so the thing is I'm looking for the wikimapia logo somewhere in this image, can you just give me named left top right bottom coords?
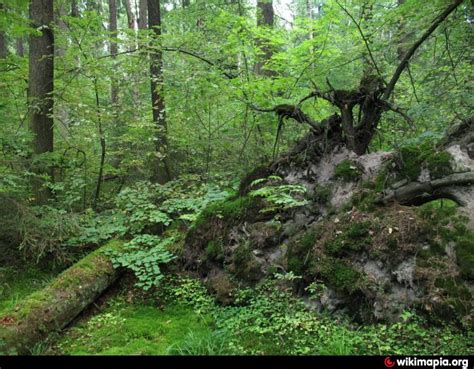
left=384, top=357, right=470, bottom=369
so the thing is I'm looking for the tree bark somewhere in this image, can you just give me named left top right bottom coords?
left=0, top=3, right=7, bottom=59
left=255, top=0, right=275, bottom=77
left=0, top=241, right=122, bottom=355
left=15, top=37, right=24, bottom=57
left=122, top=0, right=137, bottom=30
left=71, top=0, right=80, bottom=17
left=138, top=0, right=148, bottom=30
left=28, top=0, right=55, bottom=204
left=109, top=0, right=119, bottom=106
left=148, top=0, right=171, bottom=183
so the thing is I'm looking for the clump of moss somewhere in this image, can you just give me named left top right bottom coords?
left=455, top=236, right=474, bottom=280
left=349, top=189, right=378, bottom=212
left=319, top=258, right=361, bottom=294
left=334, top=160, right=363, bottom=182
left=397, top=142, right=453, bottom=181
left=231, top=244, right=262, bottom=281
left=312, top=185, right=332, bottom=204
left=287, top=230, right=319, bottom=275
left=324, top=221, right=372, bottom=256
left=433, top=277, right=472, bottom=321
left=205, top=241, right=224, bottom=262
left=417, top=200, right=473, bottom=280
left=193, top=196, right=257, bottom=230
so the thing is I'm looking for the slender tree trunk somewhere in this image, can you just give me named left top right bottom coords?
left=0, top=4, right=7, bottom=59
left=0, top=32, right=6, bottom=59
left=122, top=0, right=137, bottom=29
left=255, top=0, right=275, bottom=76
left=55, top=1, right=68, bottom=57
left=148, top=0, right=171, bottom=183
left=109, top=0, right=118, bottom=106
left=28, top=0, right=54, bottom=204
left=15, top=37, right=24, bottom=57
left=138, top=0, right=147, bottom=29
left=71, top=0, right=80, bottom=17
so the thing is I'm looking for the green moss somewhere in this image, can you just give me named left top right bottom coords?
left=287, top=230, right=318, bottom=274
left=312, top=185, right=332, bottom=204
left=433, top=277, right=472, bottom=320
left=324, top=221, right=372, bottom=256
left=455, top=236, right=474, bottom=280
left=334, top=160, right=363, bottom=182
left=427, top=151, right=453, bottom=179
left=193, top=196, right=257, bottom=230
left=205, top=241, right=223, bottom=262
left=319, top=258, right=361, bottom=294
left=349, top=187, right=379, bottom=212
left=231, top=244, right=262, bottom=281
left=398, top=142, right=453, bottom=181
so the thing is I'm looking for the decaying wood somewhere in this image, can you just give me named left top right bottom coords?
left=0, top=241, right=121, bottom=355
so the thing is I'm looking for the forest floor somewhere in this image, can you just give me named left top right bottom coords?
left=3, top=263, right=472, bottom=356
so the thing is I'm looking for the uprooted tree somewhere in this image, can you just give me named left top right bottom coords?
left=183, top=0, right=473, bottom=325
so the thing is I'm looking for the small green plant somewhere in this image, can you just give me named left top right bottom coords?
left=110, top=235, right=175, bottom=290
left=334, top=160, right=363, bottom=182
left=249, top=176, right=308, bottom=213
left=166, top=330, right=232, bottom=355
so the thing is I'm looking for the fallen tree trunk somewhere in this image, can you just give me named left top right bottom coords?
left=0, top=240, right=122, bottom=355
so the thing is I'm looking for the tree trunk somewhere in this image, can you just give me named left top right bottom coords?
left=0, top=4, right=7, bottom=59
left=148, top=0, right=171, bottom=183
left=15, top=37, right=24, bottom=57
left=122, top=0, right=137, bottom=29
left=28, top=0, right=54, bottom=204
left=71, top=0, right=80, bottom=17
left=255, top=0, right=275, bottom=77
left=138, top=0, right=147, bottom=29
left=0, top=241, right=122, bottom=355
left=108, top=0, right=119, bottom=107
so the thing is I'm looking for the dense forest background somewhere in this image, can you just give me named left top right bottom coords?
left=0, top=0, right=473, bottom=356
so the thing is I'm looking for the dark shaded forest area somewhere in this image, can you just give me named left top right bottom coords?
left=0, top=0, right=473, bottom=359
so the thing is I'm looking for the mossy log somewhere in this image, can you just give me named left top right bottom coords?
left=0, top=240, right=122, bottom=355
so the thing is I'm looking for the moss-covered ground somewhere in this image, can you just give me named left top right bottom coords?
left=48, top=300, right=214, bottom=355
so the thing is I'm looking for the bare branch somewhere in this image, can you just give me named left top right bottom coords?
left=334, top=0, right=385, bottom=83
left=382, top=0, right=464, bottom=101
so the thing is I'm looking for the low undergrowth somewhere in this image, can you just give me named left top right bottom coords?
left=44, top=275, right=472, bottom=356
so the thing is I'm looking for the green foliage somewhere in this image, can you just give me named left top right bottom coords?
left=43, top=274, right=472, bottom=356
left=166, top=330, right=232, bottom=355
left=334, top=160, right=363, bottom=182
left=249, top=176, right=308, bottom=213
left=110, top=235, right=175, bottom=291
left=115, top=182, right=172, bottom=234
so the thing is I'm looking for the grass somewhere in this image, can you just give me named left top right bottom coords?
left=49, top=296, right=215, bottom=355
left=0, top=265, right=59, bottom=315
